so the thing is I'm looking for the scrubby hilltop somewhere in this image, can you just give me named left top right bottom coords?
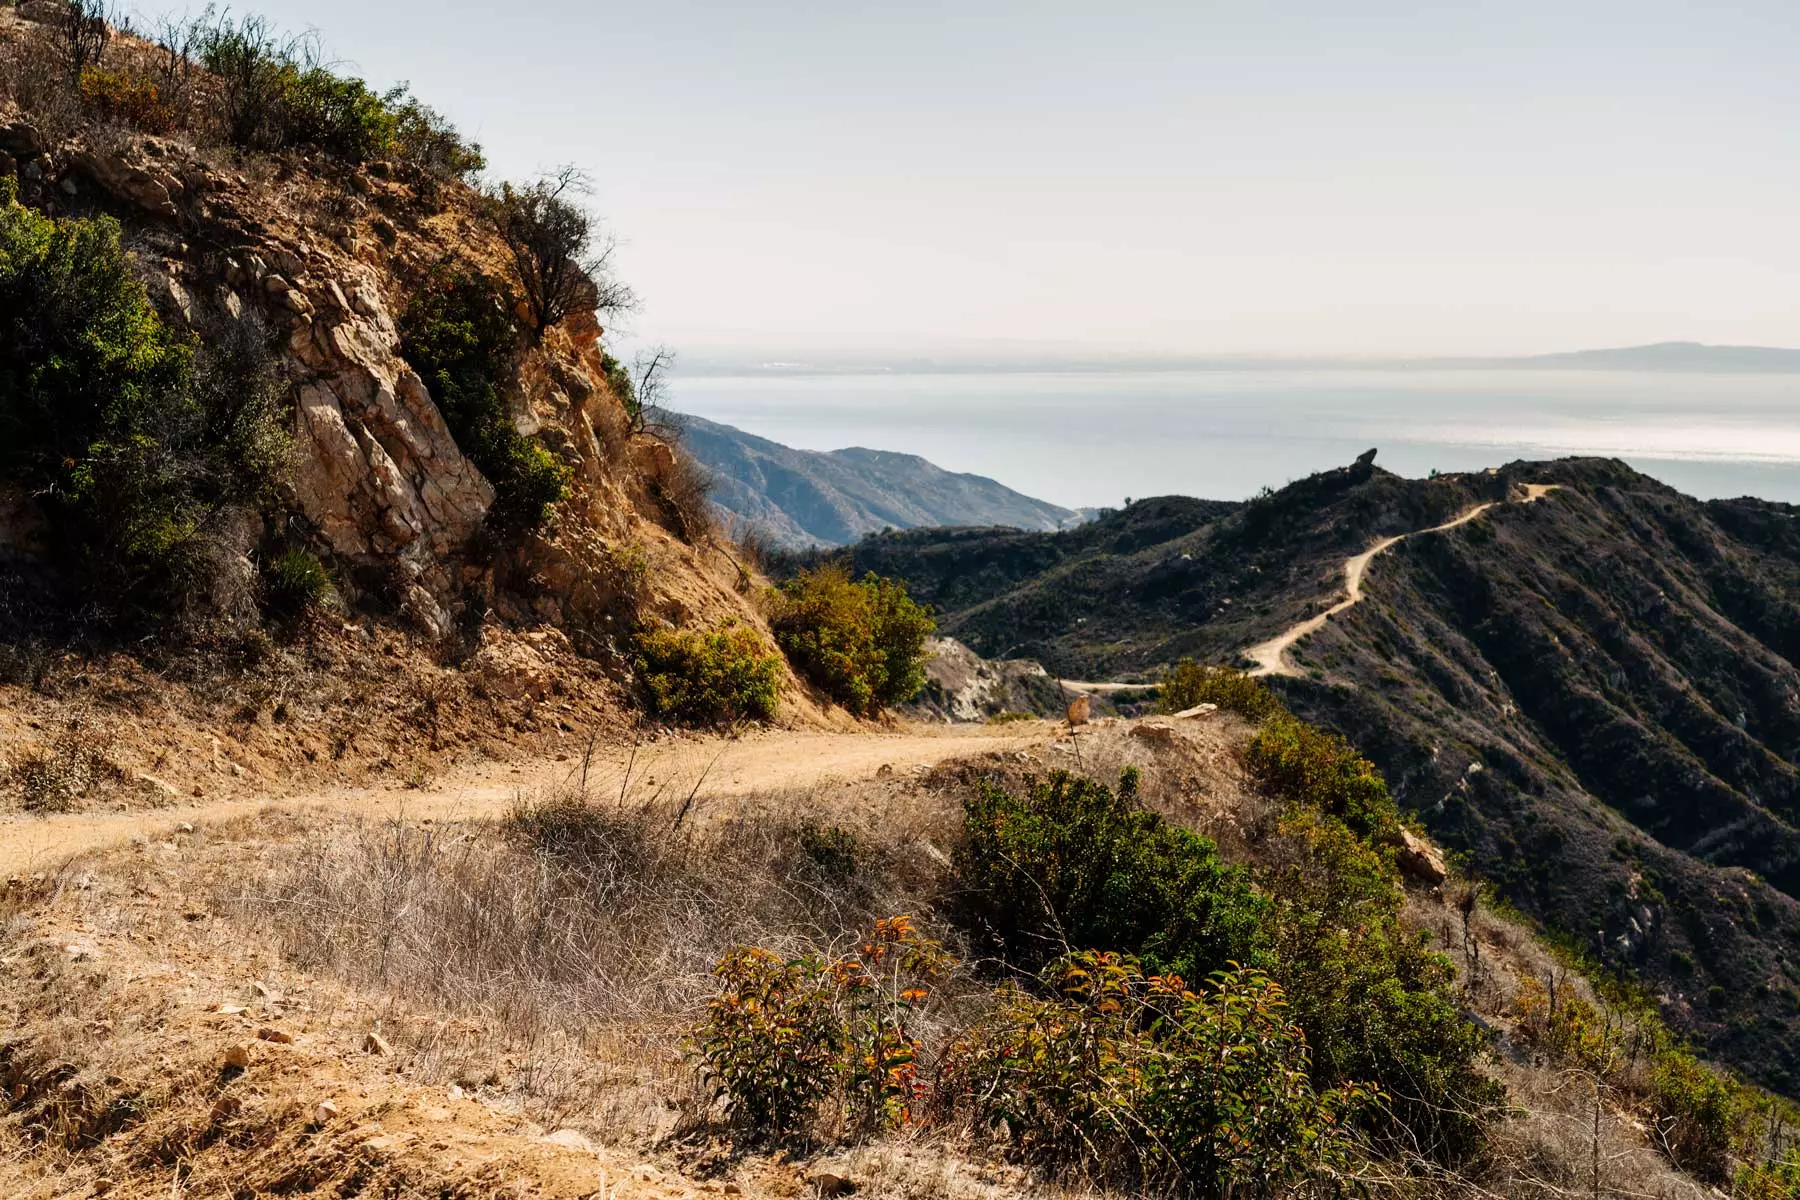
left=840, top=455, right=1800, bottom=1096
left=0, top=2, right=858, bottom=804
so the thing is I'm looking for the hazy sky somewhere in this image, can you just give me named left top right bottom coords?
left=220, top=1, right=1798, bottom=357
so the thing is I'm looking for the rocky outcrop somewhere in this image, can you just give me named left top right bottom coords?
left=903, top=637, right=1067, bottom=722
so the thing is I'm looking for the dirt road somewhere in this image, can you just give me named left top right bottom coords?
left=1242, top=483, right=1560, bottom=678
left=0, top=724, right=1041, bottom=877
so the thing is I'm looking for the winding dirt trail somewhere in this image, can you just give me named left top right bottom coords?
left=1243, top=483, right=1560, bottom=678
left=0, top=724, right=1042, bottom=877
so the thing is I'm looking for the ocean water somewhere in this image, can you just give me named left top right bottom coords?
left=667, top=368, right=1800, bottom=510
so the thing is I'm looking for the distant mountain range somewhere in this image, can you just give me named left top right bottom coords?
left=673, top=414, right=1084, bottom=547
left=674, top=341, right=1800, bottom=376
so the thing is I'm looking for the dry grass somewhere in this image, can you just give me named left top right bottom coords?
left=5, top=712, right=130, bottom=813
left=0, top=717, right=1747, bottom=1199
left=225, top=779, right=982, bottom=1135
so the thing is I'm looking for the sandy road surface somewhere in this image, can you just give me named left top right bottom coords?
left=1243, top=483, right=1560, bottom=678
left=0, top=724, right=1041, bottom=876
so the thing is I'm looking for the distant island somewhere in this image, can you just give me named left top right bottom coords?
left=1483, top=342, right=1800, bottom=372
left=674, top=341, right=1800, bottom=377
left=673, top=414, right=1086, bottom=547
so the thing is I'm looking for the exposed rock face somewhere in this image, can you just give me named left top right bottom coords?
left=902, top=637, right=1066, bottom=722
left=281, top=284, right=494, bottom=570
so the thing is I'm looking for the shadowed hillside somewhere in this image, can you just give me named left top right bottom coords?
left=839, top=456, right=1800, bottom=1094
left=678, top=413, right=1076, bottom=546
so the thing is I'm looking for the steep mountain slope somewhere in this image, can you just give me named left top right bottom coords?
left=676, top=414, right=1076, bottom=546
left=840, top=457, right=1800, bottom=1094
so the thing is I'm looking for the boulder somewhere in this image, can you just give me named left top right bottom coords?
left=1129, top=721, right=1177, bottom=745
left=1396, top=828, right=1449, bottom=886
left=69, top=148, right=181, bottom=220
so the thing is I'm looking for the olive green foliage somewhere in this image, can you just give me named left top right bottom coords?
left=1246, top=712, right=1404, bottom=846
left=399, top=272, right=570, bottom=531
left=634, top=623, right=783, bottom=727
left=1740, top=1149, right=1800, bottom=1199
left=770, top=565, right=935, bottom=716
left=194, top=13, right=483, bottom=175
left=695, top=917, right=951, bottom=1141
left=1649, top=1051, right=1742, bottom=1182
left=947, top=951, right=1373, bottom=1194
left=1158, top=659, right=1285, bottom=721
left=0, top=183, right=288, bottom=622
left=957, top=767, right=1270, bottom=983
left=959, top=723, right=1500, bottom=1160
left=1259, top=803, right=1500, bottom=1158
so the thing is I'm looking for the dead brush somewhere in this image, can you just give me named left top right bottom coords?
left=227, top=783, right=981, bottom=1129
left=8, top=717, right=126, bottom=813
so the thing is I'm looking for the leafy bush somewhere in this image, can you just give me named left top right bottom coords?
left=957, top=767, right=1270, bottom=982
left=0, top=183, right=289, bottom=623
left=1246, top=713, right=1403, bottom=845
left=958, top=755, right=1498, bottom=1162
left=770, top=565, right=935, bottom=716
left=696, top=917, right=951, bottom=1141
left=78, top=66, right=174, bottom=133
left=946, top=950, right=1372, bottom=1193
left=1259, top=804, right=1501, bottom=1159
left=1648, top=1050, right=1742, bottom=1181
left=634, top=623, right=783, bottom=727
left=399, top=271, right=569, bottom=531
left=193, top=14, right=482, bottom=174
left=1740, top=1148, right=1800, bottom=1199
left=1510, top=975, right=1626, bottom=1075
left=279, top=66, right=395, bottom=163
left=383, top=85, right=485, bottom=180
left=1158, top=660, right=1285, bottom=721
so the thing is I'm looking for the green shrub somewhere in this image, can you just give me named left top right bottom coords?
left=279, top=66, right=395, bottom=163
left=770, top=565, right=934, bottom=716
left=957, top=753, right=1497, bottom=1162
left=263, top=548, right=331, bottom=616
left=696, top=917, right=950, bottom=1141
left=399, top=271, right=570, bottom=531
left=634, top=623, right=783, bottom=727
left=1259, top=804, right=1502, bottom=1159
left=1739, top=1148, right=1800, bottom=1199
left=1158, top=660, right=1285, bottom=721
left=947, top=950, right=1372, bottom=1193
left=1649, top=1050, right=1742, bottom=1181
left=383, top=85, right=485, bottom=180
left=957, top=767, right=1269, bottom=982
left=1246, top=713, right=1404, bottom=845
left=0, top=183, right=288, bottom=623
left=194, top=14, right=481, bottom=173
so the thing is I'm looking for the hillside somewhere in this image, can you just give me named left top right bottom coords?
left=677, top=413, right=1076, bottom=546
left=5, top=4, right=1800, bottom=1197
left=838, top=456, right=1800, bottom=1094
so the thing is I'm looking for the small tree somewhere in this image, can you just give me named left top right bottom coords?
left=57, top=0, right=113, bottom=83
left=489, top=168, right=634, bottom=343
left=195, top=13, right=305, bottom=150
left=770, top=566, right=934, bottom=716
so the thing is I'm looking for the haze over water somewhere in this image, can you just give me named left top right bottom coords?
left=669, top=368, right=1800, bottom=510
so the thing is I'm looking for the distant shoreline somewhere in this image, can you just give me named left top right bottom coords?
left=672, top=341, right=1800, bottom=378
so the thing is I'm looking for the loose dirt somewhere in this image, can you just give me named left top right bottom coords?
left=0, top=724, right=1041, bottom=877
